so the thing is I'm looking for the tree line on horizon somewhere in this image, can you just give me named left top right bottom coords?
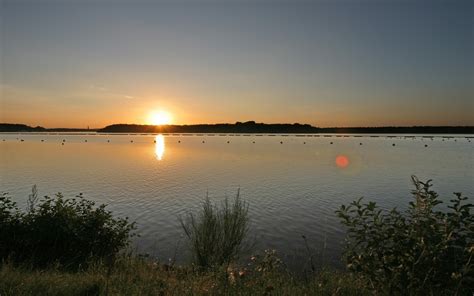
left=1, top=122, right=473, bottom=134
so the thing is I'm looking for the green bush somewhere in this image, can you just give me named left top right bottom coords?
left=0, top=186, right=136, bottom=269
left=180, top=191, right=250, bottom=269
left=336, top=176, right=473, bottom=295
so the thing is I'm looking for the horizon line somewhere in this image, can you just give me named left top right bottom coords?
left=2, top=122, right=474, bottom=130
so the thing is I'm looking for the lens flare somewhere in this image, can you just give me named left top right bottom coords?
left=335, top=155, right=349, bottom=168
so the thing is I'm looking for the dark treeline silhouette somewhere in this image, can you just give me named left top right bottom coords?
left=99, top=122, right=473, bottom=134
left=99, top=121, right=318, bottom=133
left=0, top=123, right=95, bottom=132
left=0, top=123, right=46, bottom=132
left=319, top=126, right=474, bottom=134
left=2, top=122, right=473, bottom=134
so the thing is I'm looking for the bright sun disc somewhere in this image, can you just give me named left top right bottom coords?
left=149, top=111, right=172, bottom=125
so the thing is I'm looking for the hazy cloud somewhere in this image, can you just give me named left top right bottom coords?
left=89, top=84, right=136, bottom=100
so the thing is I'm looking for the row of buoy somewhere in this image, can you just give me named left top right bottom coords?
left=0, top=140, right=453, bottom=148
left=5, top=134, right=473, bottom=139
left=2, top=137, right=471, bottom=145
left=44, top=142, right=433, bottom=147
left=51, top=141, right=435, bottom=149
left=30, top=139, right=434, bottom=147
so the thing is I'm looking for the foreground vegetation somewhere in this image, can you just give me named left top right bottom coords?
left=0, top=256, right=372, bottom=296
left=180, top=191, right=250, bottom=269
left=337, top=176, right=473, bottom=295
left=1, top=177, right=472, bottom=295
left=0, top=186, right=135, bottom=269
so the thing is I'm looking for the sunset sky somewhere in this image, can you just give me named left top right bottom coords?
left=1, top=0, right=473, bottom=128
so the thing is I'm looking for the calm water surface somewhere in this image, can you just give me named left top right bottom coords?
left=1, top=133, right=472, bottom=268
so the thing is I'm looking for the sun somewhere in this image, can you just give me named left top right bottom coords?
left=149, top=111, right=172, bottom=126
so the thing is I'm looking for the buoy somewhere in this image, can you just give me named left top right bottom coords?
left=85, top=140, right=87, bottom=142
left=20, top=139, right=24, bottom=142
left=252, top=141, right=255, bottom=144
left=153, top=140, right=156, bottom=143
left=303, top=142, right=306, bottom=144
left=61, top=143, right=64, bottom=145
left=178, top=140, right=181, bottom=143
left=227, top=141, right=230, bottom=143
left=330, top=142, right=333, bottom=144
left=63, top=139, right=65, bottom=142
left=359, top=143, right=362, bottom=145
left=392, top=143, right=395, bottom=146
left=280, top=141, right=283, bottom=144
left=130, top=140, right=133, bottom=143
left=202, top=140, right=205, bottom=143
left=425, top=144, right=428, bottom=147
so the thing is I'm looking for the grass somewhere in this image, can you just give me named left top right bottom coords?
left=0, top=257, right=372, bottom=296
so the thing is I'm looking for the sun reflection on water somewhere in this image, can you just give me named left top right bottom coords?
left=155, top=135, right=165, bottom=160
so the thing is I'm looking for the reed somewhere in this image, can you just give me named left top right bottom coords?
left=180, top=190, right=250, bottom=269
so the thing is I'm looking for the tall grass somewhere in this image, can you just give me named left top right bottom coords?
left=180, top=190, right=250, bottom=269
left=0, top=257, right=372, bottom=296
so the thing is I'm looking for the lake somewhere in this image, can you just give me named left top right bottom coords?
left=1, top=133, right=472, bottom=269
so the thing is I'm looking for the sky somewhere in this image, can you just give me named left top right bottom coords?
left=1, top=0, right=473, bottom=128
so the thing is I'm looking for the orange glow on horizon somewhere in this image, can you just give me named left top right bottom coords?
left=335, top=155, right=349, bottom=168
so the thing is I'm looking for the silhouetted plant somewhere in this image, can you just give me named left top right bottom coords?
left=336, top=176, right=473, bottom=295
left=0, top=186, right=136, bottom=269
left=180, top=191, right=250, bottom=269
left=26, top=184, right=38, bottom=212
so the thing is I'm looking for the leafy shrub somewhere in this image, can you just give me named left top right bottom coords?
left=336, top=176, right=473, bottom=295
left=0, top=186, right=135, bottom=269
left=180, top=191, right=250, bottom=269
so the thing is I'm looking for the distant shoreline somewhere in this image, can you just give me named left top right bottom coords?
left=1, top=122, right=473, bottom=134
